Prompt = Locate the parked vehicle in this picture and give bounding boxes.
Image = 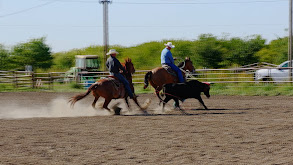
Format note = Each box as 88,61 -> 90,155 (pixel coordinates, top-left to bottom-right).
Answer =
254,61 -> 293,81
65,55 -> 101,85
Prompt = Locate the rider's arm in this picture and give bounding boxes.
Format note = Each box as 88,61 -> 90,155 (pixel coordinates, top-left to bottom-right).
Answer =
115,58 -> 127,73
167,51 -> 175,64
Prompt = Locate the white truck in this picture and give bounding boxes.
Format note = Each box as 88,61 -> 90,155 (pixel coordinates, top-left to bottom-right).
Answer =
254,61 -> 293,81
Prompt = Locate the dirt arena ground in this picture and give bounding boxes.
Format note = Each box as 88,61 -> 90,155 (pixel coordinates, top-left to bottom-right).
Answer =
0,92 -> 293,164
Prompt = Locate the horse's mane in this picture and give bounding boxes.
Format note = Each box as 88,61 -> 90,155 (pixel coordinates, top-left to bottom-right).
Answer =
122,58 -> 133,78
125,58 -> 131,63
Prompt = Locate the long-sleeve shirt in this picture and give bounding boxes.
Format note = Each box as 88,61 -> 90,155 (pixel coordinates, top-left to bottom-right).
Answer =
161,48 -> 174,64
106,56 -> 126,74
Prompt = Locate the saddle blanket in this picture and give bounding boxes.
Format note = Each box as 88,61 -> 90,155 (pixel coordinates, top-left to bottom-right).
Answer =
162,64 -> 177,77
101,76 -> 121,88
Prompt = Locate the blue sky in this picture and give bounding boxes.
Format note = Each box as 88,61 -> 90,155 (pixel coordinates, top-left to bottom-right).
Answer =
0,0 -> 289,52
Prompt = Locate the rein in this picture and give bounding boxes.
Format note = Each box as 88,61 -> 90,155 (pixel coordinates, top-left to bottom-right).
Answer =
179,61 -> 192,78
179,61 -> 186,69
155,88 -> 183,103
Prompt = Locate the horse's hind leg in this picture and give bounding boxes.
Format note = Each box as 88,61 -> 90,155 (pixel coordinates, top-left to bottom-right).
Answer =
103,98 -> 112,111
92,96 -> 100,109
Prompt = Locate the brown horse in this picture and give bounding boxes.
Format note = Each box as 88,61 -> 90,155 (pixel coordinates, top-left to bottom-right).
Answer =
69,58 -> 148,114
144,57 -> 195,99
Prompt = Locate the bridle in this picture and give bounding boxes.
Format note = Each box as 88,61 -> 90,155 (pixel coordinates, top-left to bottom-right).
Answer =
179,60 -> 192,78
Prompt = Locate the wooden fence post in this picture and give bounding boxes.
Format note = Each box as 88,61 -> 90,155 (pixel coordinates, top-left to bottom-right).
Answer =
13,71 -> 18,88
31,72 -> 35,89
49,72 -> 53,90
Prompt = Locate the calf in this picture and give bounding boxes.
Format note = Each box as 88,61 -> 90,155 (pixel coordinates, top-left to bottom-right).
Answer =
159,80 -> 210,111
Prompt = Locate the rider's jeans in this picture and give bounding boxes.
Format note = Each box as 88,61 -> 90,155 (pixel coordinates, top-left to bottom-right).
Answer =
166,63 -> 185,83
110,72 -> 134,98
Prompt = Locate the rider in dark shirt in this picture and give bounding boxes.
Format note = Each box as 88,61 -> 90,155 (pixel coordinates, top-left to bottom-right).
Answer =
106,49 -> 134,99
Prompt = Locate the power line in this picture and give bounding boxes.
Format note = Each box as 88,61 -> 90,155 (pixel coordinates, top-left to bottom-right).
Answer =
0,1 -> 56,18
40,0 -> 288,4
0,23 -> 286,28
114,0 -> 288,5
0,0 -> 287,19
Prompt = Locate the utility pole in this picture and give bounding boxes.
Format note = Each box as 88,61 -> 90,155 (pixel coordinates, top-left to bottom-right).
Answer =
99,0 -> 111,71
289,0 -> 292,82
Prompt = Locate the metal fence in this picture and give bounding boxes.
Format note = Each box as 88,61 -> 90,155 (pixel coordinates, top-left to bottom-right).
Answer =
1,67 -> 293,90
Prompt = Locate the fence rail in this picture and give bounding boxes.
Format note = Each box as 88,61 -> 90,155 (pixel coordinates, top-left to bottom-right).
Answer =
1,67 -> 293,90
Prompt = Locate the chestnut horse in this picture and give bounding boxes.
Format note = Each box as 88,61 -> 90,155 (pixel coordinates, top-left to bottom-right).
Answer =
144,57 -> 195,99
69,58 -> 147,113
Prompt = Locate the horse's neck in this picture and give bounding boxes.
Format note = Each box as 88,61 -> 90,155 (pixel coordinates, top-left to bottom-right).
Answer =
126,75 -> 132,83
122,62 -> 134,83
122,72 -> 132,83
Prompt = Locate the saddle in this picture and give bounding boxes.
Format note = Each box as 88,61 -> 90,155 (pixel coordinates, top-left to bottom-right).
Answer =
162,64 -> 177,77
100,76 -> 126,98
106,75 -> 121,88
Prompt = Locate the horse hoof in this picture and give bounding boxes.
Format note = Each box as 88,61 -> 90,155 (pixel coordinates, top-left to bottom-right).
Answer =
112,103 -> 122,115
179,109 -> 189,115
114,108 -> 122,115
142,110 -> 149,115
141,98 -> 151,110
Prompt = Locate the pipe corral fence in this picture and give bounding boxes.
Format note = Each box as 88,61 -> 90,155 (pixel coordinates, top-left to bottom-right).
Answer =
1,67 -> 293,90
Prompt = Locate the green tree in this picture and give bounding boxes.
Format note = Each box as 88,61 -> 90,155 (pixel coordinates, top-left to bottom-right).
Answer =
0,44 -> 11,70
256,37 -> 288,64
224,35 -> 265,66
172,40 -> 197,65
12,37 -> 53,70
120,42 -> 163,69
194,34 -> 225,68
53,52 -> 75,70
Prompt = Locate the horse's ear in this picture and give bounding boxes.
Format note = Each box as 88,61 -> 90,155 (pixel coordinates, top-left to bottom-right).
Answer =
185,57 -> 190,60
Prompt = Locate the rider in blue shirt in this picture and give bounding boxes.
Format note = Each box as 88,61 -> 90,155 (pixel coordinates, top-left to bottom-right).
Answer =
161,42 -> 185,83
106,49 -> 134,99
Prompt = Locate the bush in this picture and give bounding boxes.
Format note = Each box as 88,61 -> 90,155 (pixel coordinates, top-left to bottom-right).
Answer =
70,83 -> 83,89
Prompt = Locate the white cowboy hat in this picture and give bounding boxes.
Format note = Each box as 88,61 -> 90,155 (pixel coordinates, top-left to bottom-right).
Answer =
164,42 -> 175,48
106,49 -> 119,55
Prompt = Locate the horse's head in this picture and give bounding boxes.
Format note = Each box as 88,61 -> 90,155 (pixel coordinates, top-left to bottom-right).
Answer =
178,57 -> 195,73
124,58 -> 135,74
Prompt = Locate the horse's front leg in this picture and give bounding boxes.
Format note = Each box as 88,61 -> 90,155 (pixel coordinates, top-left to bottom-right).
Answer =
132,96 -> 148,114
124,97 -> 131,111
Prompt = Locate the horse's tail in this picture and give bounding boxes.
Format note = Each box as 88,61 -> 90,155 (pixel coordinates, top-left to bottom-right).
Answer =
69,82 -> 99,108
144,71 -> 152,89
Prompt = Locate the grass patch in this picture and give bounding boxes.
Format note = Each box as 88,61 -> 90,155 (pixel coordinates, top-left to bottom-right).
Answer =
70,83 -> 84,89
1,82 -> 293,96
134,84 -> 153,94
210,83 -> 293,96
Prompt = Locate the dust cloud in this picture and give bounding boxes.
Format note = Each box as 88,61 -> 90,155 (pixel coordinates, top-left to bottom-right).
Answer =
0,97 -> 122,119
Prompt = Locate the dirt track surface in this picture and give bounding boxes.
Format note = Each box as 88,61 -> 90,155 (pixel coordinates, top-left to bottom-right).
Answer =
1,92 -> 293,164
